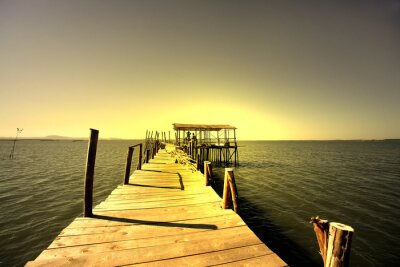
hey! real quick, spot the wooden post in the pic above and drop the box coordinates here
[326,223,354,267]
[222,168,232,209]
[146,149,150,163]
[137,143,142,170]
[196,153,200,170]
[310,217,354,267]
[228,169,238,213]
[310,217,329,264]
[124,146,134,185]
[204,161,212,186]
[222,168,239,212]
[83,129,99,217]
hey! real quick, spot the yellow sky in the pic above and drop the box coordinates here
[1,1,399,140]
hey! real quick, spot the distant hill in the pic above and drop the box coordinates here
[43,135,77,140]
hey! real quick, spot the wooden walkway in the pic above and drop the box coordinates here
[27,144,287,266]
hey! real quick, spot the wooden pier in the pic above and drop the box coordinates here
[26,143,287,266]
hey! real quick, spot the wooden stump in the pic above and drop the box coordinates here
[310,217,354,267]
[326,222,354,267]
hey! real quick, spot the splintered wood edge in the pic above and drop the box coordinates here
[330,222,354,232]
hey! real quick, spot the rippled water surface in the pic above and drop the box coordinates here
[0,140,141,266]
[1,140,399,266]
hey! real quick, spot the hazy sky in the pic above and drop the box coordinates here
[1,0,399,140]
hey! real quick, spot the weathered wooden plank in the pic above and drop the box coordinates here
[40,217,247,257]
[213,253,288,267]
[59,214,243,236]
[128,244,273,267]
[95,198,221,210]
[29,226,263,266]
[106,191,217,200]
[68,205,234,229]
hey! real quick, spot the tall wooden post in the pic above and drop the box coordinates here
[124,146,134,185]
[137,143,142,170]
[311,217,354,267]
[84,129,99,217]
[204,161,212,186]
[326,223,354,267]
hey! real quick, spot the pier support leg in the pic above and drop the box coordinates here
[84,129,99,217]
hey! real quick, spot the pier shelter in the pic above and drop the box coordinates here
[173,123,239,167]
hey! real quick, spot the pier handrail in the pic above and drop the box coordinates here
[124,143,143,185]
[83,129,144,217]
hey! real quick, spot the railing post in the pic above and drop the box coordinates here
[84,129,99,217]
[124,146,134,185]
[138,143,142,170]
[146,149,150,163]
[204,161,212,186]
[222,168,238,213]
[196,153,200,170]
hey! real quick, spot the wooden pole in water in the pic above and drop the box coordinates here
[124,146,134,185]
[326,223,354,267]
[310,217,354,267]
[83,129,99,217]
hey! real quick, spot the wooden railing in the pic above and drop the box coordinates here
[83,129,143,217]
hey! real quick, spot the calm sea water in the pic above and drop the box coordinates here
[0,140,399,266]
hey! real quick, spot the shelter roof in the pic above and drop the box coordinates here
[173,123,236,131]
